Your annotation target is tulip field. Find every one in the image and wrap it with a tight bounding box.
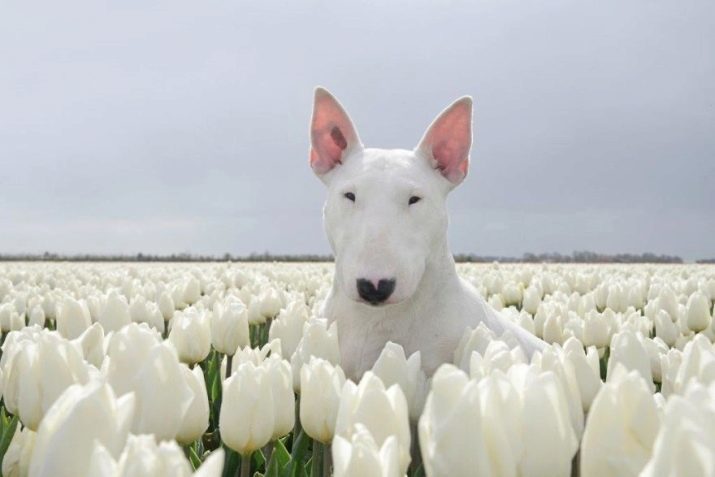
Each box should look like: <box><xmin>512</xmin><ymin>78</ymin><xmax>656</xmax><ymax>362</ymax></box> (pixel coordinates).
<box><xmin>0</xmin><ymin>262</ymin><xmax>714</xmax><ymax>477</ymax></box>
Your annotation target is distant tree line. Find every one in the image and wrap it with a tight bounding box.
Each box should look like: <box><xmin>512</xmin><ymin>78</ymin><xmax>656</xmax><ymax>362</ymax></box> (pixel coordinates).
<box><xmin>455</xmin><ymin>250</ymin><xmax>684</xmax><ymax>263</ymax></box>
<box><xmin>0</xmin><ymin>250</ymin><xmax>696</xmax><ymax>263</ymax></box>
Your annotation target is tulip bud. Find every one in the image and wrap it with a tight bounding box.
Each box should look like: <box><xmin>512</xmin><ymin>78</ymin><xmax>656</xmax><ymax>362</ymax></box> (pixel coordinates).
<box><xmin>176</xmin><ymin>365</ymin><xmax>210</xmax><ymax>445</ymax></box>
<box><xmin>300</xmin><ymin>357</ymin><xmax>346</xmax><ymax>443</ymax></box>
<box><xmin>56</xmin><ymin>297</ymin><xmax>92</xmax><ymax>340</ymax></box>
<box><xmin>129</xmin><ymin>296</ymin><xmax>165</xmax><ymax>334</ymax></box>
<box><xmin>210</xmin><ymin>299</ymin><xmax>250</xmax><ymax>356</ymax></box>
<box><xmin>332</xmin><ymin>425</ymin><xmax>401</xmax><ymax>477</ymax></box>
<box><xmin>580</xmin><ymin>367</ymin><xmax>660</xmax><ymax>477</ymax></box>
<box><xmin>220</xmin><ymin>362</ymin><xmax>275</xmax><ymax>455</ymax></box>
<box><xmin>335</xmin><ymin>372</ymin><xmax>411</xmax><ymax>474</ymax></box>
<box><xmin>607</xmin><ymin>331</ymin><xmax>654</xmax><ymax>392</ymax></box>
<box><xmin>454</xmin><ymin>323</ymin><xmax>496</xmax><ymax>372</ymax></box>
<box><xmin>582</xmin><ymin>311</ymin><xmax>610</xmax><ymax>348</ymax></box>
<box><xmin>686</xmin><ymin>291</ymin><xmax>711</xmax><ymax>333</ymax></box>
<box><xmin>98</xmin><ymin>291</ymin><xmax>132</xmax><ymax>333</ymax></box>
<box><xmin>640</xmin><ymin>383</ymin><xmax>715</xmax><ymax>477</ymax></box>
<box><xmin>169</xmin><ymin>307</ymin><xmax>211</xmax><ymax>365</ymax></box>
<box><xmin>371</xmin><ymin>342</ymin><xmax>428</xmax><ymax>421</ymax></box>
<box><xmin>72</xmin><ymin>322</ymin><xmax>106</xmax><ymax>368</ymax></box>
<box><xmin>29</xmin><ymin>380</ymin><xmax>136</xmax><ymax>477</ymax></box>
<box><xmin>291</xmin><ymin>319</ymin><xmax>340</xmax><ymax>391</ymax></box>
<box><xmin>28</xmin><ymin>304</ymin><xmax>46</xmax><ymax>328</ymax></box>
<box><xmin>419</xmin><ymin>364</ymin><xmax>495</xmax><ymax>476</ymax></box>
<box><xmin>129</xmin><ymin>343</ymin><xmax>194</xmax><ymax>440</ymax></box>
<box><xmin>522</xmin><ymin>285</ymin><xmax>542</xmax><ymax>315</ymax></box>
<box><xmin>158</xmin><ymin>292</ymin><xmax>175</xmax><ymax>321</ymax></box>
<box><xmin>269</xmin><ymin>301</ymin><xmax>308</xmax><ymax>359</ymax></box>
<box><xmin>4</xmin><ymin>332</ymin><xmax>91</xmax><ymax>430</ymax></box>
<box><xmin>264</xmin><ymin>355</ymin><xmax>295</xmax><ymax>440</ymax></box>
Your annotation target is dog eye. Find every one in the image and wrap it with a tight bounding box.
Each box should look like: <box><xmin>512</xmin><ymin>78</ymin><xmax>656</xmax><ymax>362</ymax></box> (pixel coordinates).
<box><xmin>344</xmin><ymin>192</ymin><xmax>356</xmax><ymax>202</ymax></box>
<box><xmin>408</xmin><ymin>196</ymin><xmax>421</xmax><ymax>205</ymax></box>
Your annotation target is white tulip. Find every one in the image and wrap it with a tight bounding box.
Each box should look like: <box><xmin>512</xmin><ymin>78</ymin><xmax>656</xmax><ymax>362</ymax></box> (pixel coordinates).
<box><xmin>158</xmin><ymin>292</ymin><xmax>175</xmax><ymax>321</ymax></box>
<box><xmin>4</xmin><ymin>332</ymin><xmax>90</xmax><ymax>430</ymax></box>
<box><xmin>641</xmin><ymin>383</ymin><xmax>715</xmax><ymax>477</ymax></box>
<box><xmin>29</xmin><ymin>380</ymin><xmax>135</xmax><ymax>477</ymax></box>
<box><xmin>183</xmin><ymin>278</ymin><xmax>201</xmax><ymax>305</ymax></box>
<box><xmin>371</xmin><ymin>342</ymin><xmax>428</xmax><ymax>421</ymax></box>
<box><xmin>332</xmin><ymin>425</ymin><xmax>401</xmax><ymax>477</ymax></box>
<box><xmin>103</xmin><ymin>323</ymin><xmax>163</xmax><ymax>396</ymax></box>
<box><xmin>300</xmin><ymin>357</ymin><xmax>346</xmax><ymax>443</ymax></box>
<box><xmin>269</xmin><ymin>301</ymin><xmax>309</xmax><ymax>359</ymax></box>
<box><xmin>672</xmin><ymin>334</ymin><xmax>715</xmax><ymax>393</ymax></box>
<box><xmin>72</xmin><ymin>322</ymin><xmax>106</xmax><ymax>368</ymax></box>
<box><xmin>335</xmin><ymin>372</ymin><xmax>410</xmax><ymax>474</ymax></box>
<box><xmin>542</xmin><ymin>314</ymin><xmax>564</xmax><ymax>344</ymax></box>
<box><xmin>169</xmin><ymin>307</ymin><xmax>212</xmax><ymax>364</ymax></box>
<box><xmin>654</xmin><ymin>310</ymin><xmax>678</xmax><ymax>347</ymax></box>
<box><xmin>220</xmin><ymin>362</ymin><xmax>275</xmax><ymax>455</ymax></box>
<box><xmin>454</xmin><ymin>323</ymin><xmax>496</xmax><ymax>372</ymax></box>
<box><xmin>419</xmin><ymin>364</ymin><xmax>494</xmax><ymax>476</ymax></box>
<box><xmin>56</xmin><ymin>296</ymin><xmax>92</xmax><ymax>340</ymax></box>
<box><xmin>99</xmin><ymin>291</ymin><xmax>132</xmax><ymax>333</ymax></box>
<box><xmin>264</xmin><ymin>355</ymin><xmax>295</xmax><ymax>440</ymax></box>
<box><xmin>129</xmin><ymin>343</ymin><xmax>194</xmax><ymax>440</ymax></box>
<box><xmin>176</xmin><ymin>365</ymin><xmax>210</xmax><ymax>445</ymax></box>
<box><xmin>210</xmin><ymin>299</ymin><xmax>249</xmax><ymax>356</ymax></box>
<box><xmin>580</xmin><ymin>367</ymin><xmax>661</xmax><ymax>477</ymax></box>
<box><xmin>129</xmin><ymin>296</ymin><xmax>165</xmax><ymax>334</ymax></box>
<box><xmin>686</xmin><ymin>291</ymin><xmax>711</xmax><ymax>333</ymax></box>
<box><xmin>563</xmin><ymin>338</ymin><xmax>602</xmax><ymax>412</ymax></box>
<box><xmin>28</xmin><ymin>305</ymin><xmax>46</xmax><ymax>328</ymax></box>
<box><xmin>607</xmin><ymin>330</ymin><xmax>654</xmax><ymax>392</ymax></box>
<box><xmin>582</xmin><ymin>311</ymin><xmax>610</xmax><ymax>348</ymax></box>
<box><xmin>522</xmin><ymin>285</ymin><xmax>542</xmax><ymax>315</ymax></box>
<box><xmin>290</xmin><ymin>318</ymin><xmax>340</xmax><ymax>391</ymax></box>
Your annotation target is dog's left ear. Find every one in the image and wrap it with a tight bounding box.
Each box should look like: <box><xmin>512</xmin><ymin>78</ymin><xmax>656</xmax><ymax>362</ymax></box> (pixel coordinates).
<box><xmin>415</xmin><ymin>96</ymin><xmax>473</xmax><ymax>186</ymax></box>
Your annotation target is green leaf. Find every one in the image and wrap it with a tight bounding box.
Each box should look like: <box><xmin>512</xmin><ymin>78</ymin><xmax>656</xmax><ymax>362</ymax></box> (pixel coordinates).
<box><xmin>189</xmin><ymin>445</ymin><xmax>202</xmax><ymax>470</ymax></box>
<box><xmin>288</xmin><ymin>430</ymin><xmax>310</xmax><ymax>477</ymax></box>
<box><xmin>0</xmin><ymin>415</ymin><xmax>19</xmax><ymax>471</ymax></box>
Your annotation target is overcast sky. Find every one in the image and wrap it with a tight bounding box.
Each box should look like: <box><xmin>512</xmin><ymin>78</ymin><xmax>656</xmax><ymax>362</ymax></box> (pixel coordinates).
<box><xmin>1</xmin><ymin>0</ymin><xmax>713</xmax><ymax>260</ymax></box>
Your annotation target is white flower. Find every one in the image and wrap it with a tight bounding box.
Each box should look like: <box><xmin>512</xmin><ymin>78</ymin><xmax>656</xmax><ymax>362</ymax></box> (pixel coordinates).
<box><xmin>210</xmin><ymin>298</ymin><xmax>249</xmax><ymax>356</ymax></box>
<box><xmin>371</xmin><ymin>342</ymin><xmax>428</xmax><ymax>421</ymax></box>
<box><xmin>56</xmin><ymin>297</ymin><xmax>92</xmax><ymax>340</ymax></box>
<box><xmin>269</xmin><ymin>301</ymin><xmax>309</xmax><ymax>359</ymax></box>
<box><xmin>220</xmin><ymin>362</ymin><xmax>275</xmax><ymax>455</ymax></box>
<box><xmin>300</xmin><ymin>357</ymin><xmax>346</xmax><ymax>443</ymax></box>
<box><xmin>332</xmin><ymin>425</ymin><xmax>401</xmax><ymax>477</ymax></box>
<box><xmin>264</xmin><ymin>355</ymin><xmax>295</xmax><ymax>440</ymax></box>
<box><xmin>580</xmin><ymin>367</ymin><xmax>661</xmax><ymax>477</ymax></box>
<box><xmin>176</xmin><ymin>365</ymin><xmax>209</xmax><ymax>445</ymax></box>
<box><xmin>99</xmin><ymin>291</ymin><xmax>132</xmax><ymax>333</ymax></box>
<box><xmin>335</xmin><ymin>372</ymin><xmax>410</xmax><ymax>474</ymax></box>
<box><xmin>29</xmin><ymin>379</ymin><xmax>135</xmax><ymax>477</ymax></box>
<box><xmin>686</xmin><ymin>291</ymin><xmax>711</xmax><ymax>333</ymax></box>
<box><xmin>169</xmin><ymin>307</ymin><xmax>212</xmax><ymax>364</ymax></box>
<box><xmin>290</xmin><ymin>318</ymin><xmax>340</xmax><ymax>391</ymax></box>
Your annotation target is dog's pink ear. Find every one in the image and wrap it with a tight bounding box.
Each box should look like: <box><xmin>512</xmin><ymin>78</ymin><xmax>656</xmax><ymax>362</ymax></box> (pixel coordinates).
<box><xmin>416</xmin><ymin>97</ymin><xmax>473</xmax><ymax>185</ymax></box>
<box><xmin>310</xmin><ymin>87</ymin><xmax>362</xmax><ymax>176</ymax></box>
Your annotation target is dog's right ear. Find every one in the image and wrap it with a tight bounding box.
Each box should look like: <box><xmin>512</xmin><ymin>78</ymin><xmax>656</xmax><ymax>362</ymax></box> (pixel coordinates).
<box><xmin>309</xmin><ymin>87</ymin><xmax>362</xmax><ymax>177</ymax></box>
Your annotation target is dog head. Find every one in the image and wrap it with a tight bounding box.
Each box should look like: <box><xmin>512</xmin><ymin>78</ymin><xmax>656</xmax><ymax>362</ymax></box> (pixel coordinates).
<box><xmin>309</xmin><ymin>87</ymin><xmax>472</xmax><ymax>307</ymax></box>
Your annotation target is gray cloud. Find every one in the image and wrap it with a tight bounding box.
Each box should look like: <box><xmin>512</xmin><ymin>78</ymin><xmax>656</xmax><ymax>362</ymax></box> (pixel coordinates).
<box><xmin>1</xmin><ymin>0</ymin><xmax>713</xmax><ymax>259</ymax></box>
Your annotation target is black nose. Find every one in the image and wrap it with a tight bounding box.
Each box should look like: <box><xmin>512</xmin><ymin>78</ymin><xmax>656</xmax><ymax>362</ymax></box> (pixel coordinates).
<box><xmin>356</xmin><ymin>278</ymin><xmax>396</xmax><ymax>305</ymax></box>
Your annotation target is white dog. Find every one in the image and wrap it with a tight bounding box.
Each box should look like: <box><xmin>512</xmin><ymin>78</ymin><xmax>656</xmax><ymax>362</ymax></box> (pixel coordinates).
<box><xmin>310</xmin><ymin>87</ymin><xmax>545</xmax><ymax>379</ymax></box>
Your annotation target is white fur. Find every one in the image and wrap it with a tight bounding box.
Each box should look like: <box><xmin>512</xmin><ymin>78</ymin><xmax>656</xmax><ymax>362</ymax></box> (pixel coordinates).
<box><xmin>311</xmin><ymin>88</ymin><xmax>546</xmax><ymax>378</ymax></box>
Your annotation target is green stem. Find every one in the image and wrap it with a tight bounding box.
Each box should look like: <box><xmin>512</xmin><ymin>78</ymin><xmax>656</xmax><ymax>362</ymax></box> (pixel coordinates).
<box><xmin>240</xmin><ymin>451</ymin><xmax>251</xmax><ymax>477</ymax></box>
<box><xmin>226</xmin><ymin>354</ymin><xmax>233</xmax><ymax>380</ymax></box>
<box><xmin>322</xmin><ymin>443</ymin><xmax>331</xmax><ymax>477</ymax></box>
<box><xmin>311</xmin><ymin>441</ymin><xmax>323</xmax><ymax>477</ymax></box>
